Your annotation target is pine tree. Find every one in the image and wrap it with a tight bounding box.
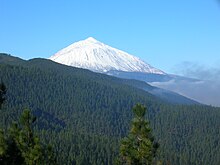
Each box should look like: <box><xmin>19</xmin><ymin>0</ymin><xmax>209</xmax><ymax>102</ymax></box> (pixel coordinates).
<box><xmin>118</xmin><ymin>104</ymin><xmax>159</xmax><ymax>165</ymax></box>
<box><xmin>0</xmin><ymin>109</ymin><xmax>56</xmax><ymax>165</ymax></box>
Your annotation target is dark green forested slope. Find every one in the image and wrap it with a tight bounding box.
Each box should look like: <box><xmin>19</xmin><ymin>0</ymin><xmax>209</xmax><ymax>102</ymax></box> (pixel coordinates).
<box><xmin>0</xmin><ymin>53</ymin><xmax>220</xmax><ymax>165</ymax></box>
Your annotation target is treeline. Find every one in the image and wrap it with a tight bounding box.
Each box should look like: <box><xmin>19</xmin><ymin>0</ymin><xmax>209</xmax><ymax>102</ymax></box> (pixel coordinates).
<box><xmin>0</xmin><ymin>54</ymin><xmax>220</xmax><ymax>164</ymax></box>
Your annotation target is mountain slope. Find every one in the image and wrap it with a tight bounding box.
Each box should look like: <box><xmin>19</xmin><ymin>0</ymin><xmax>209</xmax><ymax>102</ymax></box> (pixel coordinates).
<box><xmin>49</xmin><ymin>37</ymin><xmax>164</xmax><ymax>74</ymax></box>
<box><xmin>0</xmin><ymin>53</ymin><xmax>198</xmax><ymax>105</ymax></box>
<box><xmin>1</xmin><ymin>53</ymin><xmax>220</xmax><ymax>165</ymax></box>
<box><xmin>48</xmin><ymin>38</ymin><xmax>208</xmax><ymax>105</ymax></box>
<box><xmin>0</xmin><ymin>53</ymin><xmax>25</xmax><ymax>65</ymax></box>
<box><xmin>121</xmin><ymin>79</ymin><xmax>199</xmax><ymax>105</ymax></box>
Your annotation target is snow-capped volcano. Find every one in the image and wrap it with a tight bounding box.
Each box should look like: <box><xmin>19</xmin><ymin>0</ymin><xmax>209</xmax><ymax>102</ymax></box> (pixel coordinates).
<box><xmin>49</xmin><ymin>37</ymin><xmax>165</xmax><ymax>74</ymax></box>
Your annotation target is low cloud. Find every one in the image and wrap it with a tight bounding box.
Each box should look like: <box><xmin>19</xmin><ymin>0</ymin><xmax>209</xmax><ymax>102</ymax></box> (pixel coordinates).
<box><xmin>150</xmin><ymin>62</ymin><xmax>220</xmax><ymax>107</ymax></box>
<box><xmin>172</xmin><ymin>61</ymin><xmax>220</xmax><ymax>81</ymax></box>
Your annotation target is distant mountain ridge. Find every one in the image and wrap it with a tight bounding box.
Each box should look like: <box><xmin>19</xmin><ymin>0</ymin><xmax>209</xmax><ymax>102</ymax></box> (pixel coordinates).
<box><xmin>49</xmin><ymin>37</ymin><xmax>165</xmax><ymax>74</ymax></box>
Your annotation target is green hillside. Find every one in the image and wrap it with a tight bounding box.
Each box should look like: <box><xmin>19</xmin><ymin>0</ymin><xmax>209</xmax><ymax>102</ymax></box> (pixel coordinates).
<box><xmin>0</xmin><ymin>53</ymin><xmax>220</xmax><ymax>164</ymax></box>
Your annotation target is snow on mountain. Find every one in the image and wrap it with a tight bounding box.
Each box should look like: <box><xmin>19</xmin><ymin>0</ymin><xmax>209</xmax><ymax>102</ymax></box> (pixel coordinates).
<box><xmin>49</xmin><ymin>37</ymin><xmax>165</xmax><ymax>74</ymax></box>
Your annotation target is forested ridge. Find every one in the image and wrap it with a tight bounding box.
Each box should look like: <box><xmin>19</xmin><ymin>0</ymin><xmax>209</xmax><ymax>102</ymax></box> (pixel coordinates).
<box><xmin>0</xmin><ymin>53</ymin><xmax>220</xmax><ymax>164</ymax></box>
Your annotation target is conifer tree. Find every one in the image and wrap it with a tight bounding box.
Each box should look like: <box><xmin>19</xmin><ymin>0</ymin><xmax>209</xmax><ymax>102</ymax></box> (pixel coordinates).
<box><xmin>118</xmin><ymin>104</ymin><xmax>159</xmax><ymax>165</ymax></box>
<box><xmin>0</xmin><ymin>109</ymin><xmax>56</xmax><ymax>165</ymax></box>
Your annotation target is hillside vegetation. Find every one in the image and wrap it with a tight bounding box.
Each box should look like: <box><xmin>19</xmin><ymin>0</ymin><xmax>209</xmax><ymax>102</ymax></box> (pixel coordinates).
<box><xmin>0</xmin><ymin>53</ymin><xmax>220</xmax><ymax>164</ymax></box>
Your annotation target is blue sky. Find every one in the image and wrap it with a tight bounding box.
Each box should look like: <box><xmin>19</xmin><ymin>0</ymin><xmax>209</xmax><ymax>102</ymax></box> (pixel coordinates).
<box><xmin>1</xmin><ymin>0</ymin><xmax>220</xmax><ymax>74</ymax></box>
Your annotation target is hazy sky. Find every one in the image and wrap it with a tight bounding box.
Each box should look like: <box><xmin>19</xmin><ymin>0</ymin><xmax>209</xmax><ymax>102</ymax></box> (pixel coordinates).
<box><xmin>1</xmin><ymin>0</ymin><xmax>220</xmax><ymax>74</ymax></box>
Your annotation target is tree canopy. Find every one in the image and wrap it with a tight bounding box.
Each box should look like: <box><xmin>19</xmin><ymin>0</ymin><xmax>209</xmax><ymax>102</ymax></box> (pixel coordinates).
<box><xmin>1</xmin><ymin>54</ymin><xmax>220</xmax><ymax>164</ymax></box>
<box><xmin>0</xmin><ymin>82</ymin><xmax>6</xmax><ymax>108</ymax></box>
